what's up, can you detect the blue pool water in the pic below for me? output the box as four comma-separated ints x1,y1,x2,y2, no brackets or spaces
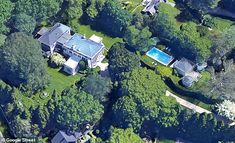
146,48,173,66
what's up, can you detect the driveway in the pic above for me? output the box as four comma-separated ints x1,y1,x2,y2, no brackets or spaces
166,90,211,114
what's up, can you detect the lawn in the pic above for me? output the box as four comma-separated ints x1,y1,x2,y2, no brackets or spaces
78,24,123,50
46,67,83,94
120,0,143,13
20,66,83,109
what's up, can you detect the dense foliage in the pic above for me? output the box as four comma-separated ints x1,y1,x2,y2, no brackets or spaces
12,13,36,34
56,88,104,131
14,0,61,20
107,127,144,143
97,0,132,37
82,74,112,102
0,33,49,92
112,68,180,130
124,26,152,52
0,0,14,34
108,42,140,81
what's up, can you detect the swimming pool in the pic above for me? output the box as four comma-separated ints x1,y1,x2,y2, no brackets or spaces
146,47,174,66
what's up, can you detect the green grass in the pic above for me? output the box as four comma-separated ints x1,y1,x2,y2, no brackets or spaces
120,0,142,13
46,67,83,94
157,139,175,143
168,0,175,3
20,66,83,109
79,24,123,50
168,75,212,111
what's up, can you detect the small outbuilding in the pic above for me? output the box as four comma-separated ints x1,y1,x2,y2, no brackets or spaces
174,58,195,77
63,56,81,75
182,76,194,88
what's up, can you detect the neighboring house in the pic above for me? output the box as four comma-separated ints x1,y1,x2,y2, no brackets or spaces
51,131,80,143
142,0,160,15
174,58,195,77
174,58,202,87
37,23,105,75
142,0,175,15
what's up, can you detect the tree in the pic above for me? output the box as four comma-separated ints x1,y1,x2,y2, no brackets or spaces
112,68,180,130
49,52,66,68
174,22,212,62
220,0,235,13
98,0,132,37
33,105,50,129
84,0,106,22
131,13,145,30
0,34,6,47
56,88,104,131
186,0,220,15
0,33,49,92
13,13,36,34
0,0,14,34
108,42,140,81
216,100,235,120
10,116,34,138
124,26,152,52
14,0,61,20
82,74,112,102
213,26,235,57
150,13,179,41
176,110,232,143
66,0,83,30
107,127,144,143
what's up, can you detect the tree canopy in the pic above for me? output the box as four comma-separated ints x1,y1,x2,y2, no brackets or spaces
14,0,61,20
112,68,180,130
13,13,36,34
0,0,14,34
185,0,220,14
98,0,132,37
56,88,104,131
82,74,112,102
108,42,140,81
124,26,152,52
0,32,49,92
107,127,144,143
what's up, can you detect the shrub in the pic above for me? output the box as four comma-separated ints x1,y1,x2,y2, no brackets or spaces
202,15,215,28
155,64,173,77
216,100,235,121
157,44,166,51
49,53,66,68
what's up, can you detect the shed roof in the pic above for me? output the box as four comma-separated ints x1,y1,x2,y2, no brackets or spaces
64,56,81,70
174,58,194,74
38,23,70,47
64,34,104,58
51,131,77,143
89,35,103,43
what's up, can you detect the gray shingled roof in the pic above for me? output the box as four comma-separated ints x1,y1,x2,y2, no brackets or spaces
38,23,70,47
51,131,77,143
182,75,194,87
174,58,194,74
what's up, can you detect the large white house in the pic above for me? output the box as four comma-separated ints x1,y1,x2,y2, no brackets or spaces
37,23,105,75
